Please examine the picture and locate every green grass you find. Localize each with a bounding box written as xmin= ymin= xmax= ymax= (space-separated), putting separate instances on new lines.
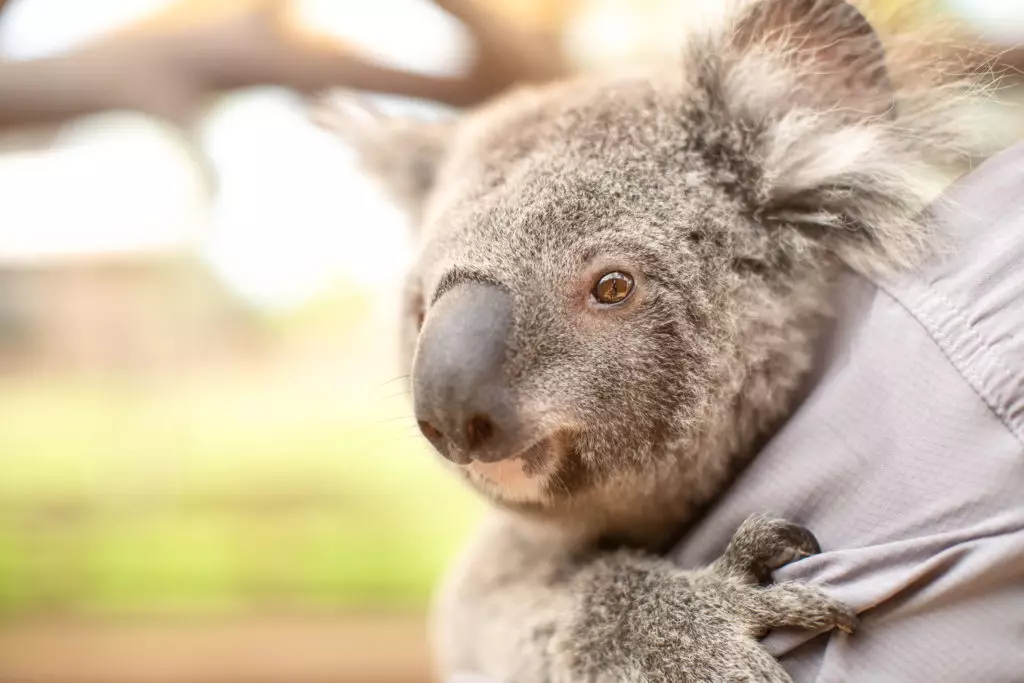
xmin=0 ymin=376 xmax=483 ymax=616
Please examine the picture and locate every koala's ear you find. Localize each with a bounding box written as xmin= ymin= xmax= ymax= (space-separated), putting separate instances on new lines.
xmin=703 ymin=0 xmax=957 ymax=272
xmin=724 ymin=0 xmax=895 ymax=120
xmin=310 ymin=93 xmax=455 ymax=222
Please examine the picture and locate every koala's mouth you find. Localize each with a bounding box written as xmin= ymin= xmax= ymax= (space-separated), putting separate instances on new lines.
xmin=462 ymin=431 xmax=572 ymax=502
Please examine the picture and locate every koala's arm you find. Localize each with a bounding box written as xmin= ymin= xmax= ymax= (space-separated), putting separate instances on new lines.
xmin=431 ymin=514 xmax=857 ymax=683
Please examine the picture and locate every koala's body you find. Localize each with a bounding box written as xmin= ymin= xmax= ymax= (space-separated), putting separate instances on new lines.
xmin=317 ymin=1 xmax=989 ymax=680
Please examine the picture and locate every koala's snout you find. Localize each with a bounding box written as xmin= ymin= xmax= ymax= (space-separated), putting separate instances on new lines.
xmin=413 ymin=282 xmax=521 ymax=465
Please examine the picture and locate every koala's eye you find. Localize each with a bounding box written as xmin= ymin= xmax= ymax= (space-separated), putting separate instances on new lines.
xmin=592 ymin=271 xmax=635 ymax=305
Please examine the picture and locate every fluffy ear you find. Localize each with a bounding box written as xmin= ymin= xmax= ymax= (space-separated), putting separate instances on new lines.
xmin=728 ymin=0 xmax=895 ymax=119
xmin=310 ymin=93 xmax=454 ymax=222
xmin=700 ymin=0 xmax=977 ymax=273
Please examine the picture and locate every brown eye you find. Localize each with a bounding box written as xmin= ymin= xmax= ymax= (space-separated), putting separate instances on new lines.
xmin=592 ymin=271 xmax=635 ymax=305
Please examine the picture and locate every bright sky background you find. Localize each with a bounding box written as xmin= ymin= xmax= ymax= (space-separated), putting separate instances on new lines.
xmin=0 ymin=0 xmax=1019 ymax=310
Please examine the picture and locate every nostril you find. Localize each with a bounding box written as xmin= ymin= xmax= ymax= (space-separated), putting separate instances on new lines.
xmin=418 ymin=420 xmax=444 ymax=444
xmin=465 ymin=414 xmax=495 ymax=450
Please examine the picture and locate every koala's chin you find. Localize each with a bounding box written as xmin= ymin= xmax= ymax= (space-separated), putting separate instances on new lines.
xmin=462 ymin=458 xmax=549 ymax=505
xmin=455 ymin=430 xmax=576 ymax=507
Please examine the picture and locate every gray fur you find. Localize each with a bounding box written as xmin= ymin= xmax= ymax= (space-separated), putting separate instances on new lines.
xmin=315 ymin=0 xmax=990 ymax=680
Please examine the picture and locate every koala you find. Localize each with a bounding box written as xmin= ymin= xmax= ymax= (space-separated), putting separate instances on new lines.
xmin=315 ymin=0 xmax=987 ymax=681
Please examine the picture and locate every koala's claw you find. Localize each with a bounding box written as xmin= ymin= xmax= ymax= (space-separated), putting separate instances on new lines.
xmin=837 ymin=612 xmax=858 ymax=634
xmin=824 ymin=601 xmax=859 ymax=636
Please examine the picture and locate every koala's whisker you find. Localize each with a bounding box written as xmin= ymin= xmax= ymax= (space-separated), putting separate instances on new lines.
xmin=372 ymin=414 xmax=417 ymax=427
xmin=380 ymin=426 xmax=420 ymax=438
xmin=397 ymin=433 xmax=427 ymax=444
xmin=369 ymin=375 xmax=411 ymax=395
xmin=379 ymin=389 xmax=413 ymax=401
xmin=546 ymin=470 xmax=571 ymax=498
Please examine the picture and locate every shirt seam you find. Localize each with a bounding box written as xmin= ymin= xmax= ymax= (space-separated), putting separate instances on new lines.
xmin=873 ymin=278 xmax=1024 ymax=448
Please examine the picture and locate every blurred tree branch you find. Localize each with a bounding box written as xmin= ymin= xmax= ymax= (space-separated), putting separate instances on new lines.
xmin=0 ymin=0 xmax=569 ymax=132
xmin=0 ymin=0 xmax=1016 ymax=136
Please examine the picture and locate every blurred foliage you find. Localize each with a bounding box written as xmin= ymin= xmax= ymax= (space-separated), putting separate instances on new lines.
xmin=0 ymin=373 xmax=483 ymax=616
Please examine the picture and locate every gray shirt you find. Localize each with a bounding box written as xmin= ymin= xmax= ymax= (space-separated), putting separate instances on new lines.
xmin=674 ymin=142 xmax=1024 ymax=682
xmin=454 ymin=142 xmax=1024 ymax=683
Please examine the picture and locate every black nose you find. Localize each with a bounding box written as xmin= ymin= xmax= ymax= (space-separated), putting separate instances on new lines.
xmin=412 ymin=282 xmax=518 ymax=464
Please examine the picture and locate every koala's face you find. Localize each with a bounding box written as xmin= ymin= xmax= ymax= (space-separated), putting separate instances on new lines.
xmin=401 ymin=77 xmax=750 ymax=506
xmin=321 ymin=0 xmax=957 ymax=512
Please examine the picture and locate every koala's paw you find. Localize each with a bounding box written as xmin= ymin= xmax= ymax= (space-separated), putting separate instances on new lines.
xmin=745 ymin=581 xmax=859 ymax=636
xmin=703 ymin=515 xmax=859 ymax=638
xmin=548 ymin=552 xmax=808 ymax=683
xmin=716 ymin=514 xmax=822 ymax=584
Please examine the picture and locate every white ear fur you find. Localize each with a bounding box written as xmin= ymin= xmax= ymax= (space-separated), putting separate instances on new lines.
xmin=707 ymin=0 xmax=985 ymax=272
xmin=727 ymin=0 xmax=895 ymax=119
xmin=308 ymin=90 xmax=455 ymax=222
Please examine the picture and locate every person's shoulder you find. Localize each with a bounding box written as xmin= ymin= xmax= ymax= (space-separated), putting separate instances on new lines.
xmin=879 ymin=142 xmax=1024 ymax=447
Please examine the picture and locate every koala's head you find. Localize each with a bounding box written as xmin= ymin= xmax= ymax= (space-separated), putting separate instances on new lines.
xmin=318 ymin=0 xmax=981 ymax=517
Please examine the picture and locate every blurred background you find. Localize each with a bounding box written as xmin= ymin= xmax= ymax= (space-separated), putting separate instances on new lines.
xmin=0 ymin=1 xmax=1020 ymax=682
